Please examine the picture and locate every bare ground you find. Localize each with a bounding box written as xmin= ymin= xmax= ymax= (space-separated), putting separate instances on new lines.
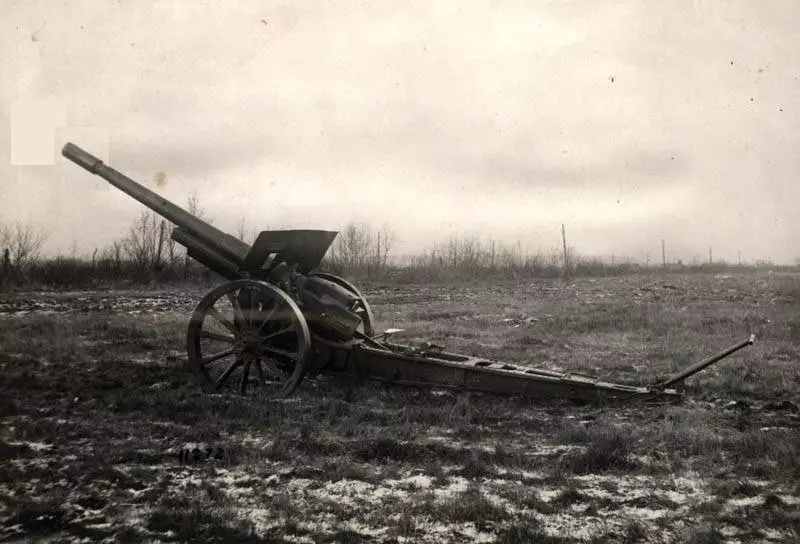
xmin=1 ymin=272 xmax=799 ymax=543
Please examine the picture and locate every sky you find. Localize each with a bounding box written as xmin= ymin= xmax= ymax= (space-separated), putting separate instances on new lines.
xmin=1 ymin=0 xmax=799 ymax=264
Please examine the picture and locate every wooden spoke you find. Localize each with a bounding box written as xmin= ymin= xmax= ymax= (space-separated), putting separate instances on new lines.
xmin=239 ymin=359 xmax=251 ymax=394
xmin=187 ymin=279 xmax=310 ymax=398
xmin=253 ymin=358 xmax=268 ymax=387
xmin=206 ymin=306 xmax=237 ymax=335
xmin=229 ymin=292 xmax=247 ymax=326
xmin=259 ymin=345 xmax=301 ymax=360
xmin=199 ymin=330 xmax=237 ymax=344
xmin=254 ymin=300 xmax=285 ymax=335
xmin=261 ymin=326 xmax=295 ymax=342
xmin=214 ymin=358 xmax=242 ymax=389
xmin=246 ymin=288 xmax=257 ymax=326
xmin=202 ymin=347 xmax=238 ymax=367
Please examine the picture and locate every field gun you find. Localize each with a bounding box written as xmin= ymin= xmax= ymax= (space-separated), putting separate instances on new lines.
xmin=62 ymin=142 xmax=755 ymax=403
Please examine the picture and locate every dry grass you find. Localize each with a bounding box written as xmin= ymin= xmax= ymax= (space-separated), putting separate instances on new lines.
xmin=1 ymin=272 xmax=799 ymax=542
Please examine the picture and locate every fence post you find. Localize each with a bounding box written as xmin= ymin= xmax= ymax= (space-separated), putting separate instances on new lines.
xmin=561 ymin=224 xmax=569 ymax=277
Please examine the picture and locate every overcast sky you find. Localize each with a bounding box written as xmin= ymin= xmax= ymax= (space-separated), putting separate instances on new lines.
xmin=1 ymin=0 xmax=799 ymax=264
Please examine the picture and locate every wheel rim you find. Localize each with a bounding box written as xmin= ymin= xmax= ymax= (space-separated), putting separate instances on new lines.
xmin=187 ymin=280 xmax=310 ymax=397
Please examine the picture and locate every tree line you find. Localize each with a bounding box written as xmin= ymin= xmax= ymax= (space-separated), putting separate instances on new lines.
xmin=0 ymin=202 xmax=791 ymax=289
xmin=0 ymin=192 xmax=401 ymax=288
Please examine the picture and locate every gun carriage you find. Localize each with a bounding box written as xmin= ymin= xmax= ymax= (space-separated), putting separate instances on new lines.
xmin=62 ymin=143 xmax=755 ymax=403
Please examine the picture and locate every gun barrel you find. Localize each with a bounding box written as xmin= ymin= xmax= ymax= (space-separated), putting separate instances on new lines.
xmin=171 ymin=228 xmax=244 ymax=281
xmin=62 ymin=142 xmax=249 ymax=267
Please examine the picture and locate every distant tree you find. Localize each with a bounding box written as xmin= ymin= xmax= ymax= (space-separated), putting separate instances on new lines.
xmin=379 ymin=223 xmax=397 ymax=269
xmin=237 ymin=217 xmax=248 ymax=242
xmin=186 ymin=189 xmax=212 ymax=223
xmin=98 ymin=240 xmax=124 ymax=274
xmin=236 ymin=216 xmax=259 ymax=244
xmin=154 ymin=219 xmax=166 ymax=270
xmin=445 ymin=235 xmax=482 ymax=271
xmin=111 ymin=239 xmax=124 ymax=269
xmin=564 ymin=245 xmax=576 ymax=272
xmin=123 ymin=211 xmax=160 ymax=271
xmin=165 ymin=234 xmax=180 ymax=266
xmin=182 ymin=190 xmax=211 ymax=276
xmin=331 ymin=222 xmax=374 ymax=271
xmin=0 ymin=221 xmax=49 ymax=275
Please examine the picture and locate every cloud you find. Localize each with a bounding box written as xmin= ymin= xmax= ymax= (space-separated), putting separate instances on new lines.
xmin=621 ymin=150 xmax=685 ymax=179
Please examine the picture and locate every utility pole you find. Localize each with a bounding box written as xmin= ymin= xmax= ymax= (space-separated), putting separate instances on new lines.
xmin=562 ymin=224 xmax=569 ymax=277
xmin=661 ymin=239 xmax=666 ymax=268
xmin=738 ymin=250 xmax=742 ymax=266
xmin=708 ymin=246 xmax=712 ymax=265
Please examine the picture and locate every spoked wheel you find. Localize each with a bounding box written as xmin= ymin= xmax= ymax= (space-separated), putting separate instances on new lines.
xmin=308 ymin=272 xmax=375 ymax=337
xmin=187 ymin=279 xmax=311 ymax=397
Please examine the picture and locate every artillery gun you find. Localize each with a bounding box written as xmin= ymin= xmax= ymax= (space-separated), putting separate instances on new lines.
xmin=62 ymin=143 xmax=755 ymax=403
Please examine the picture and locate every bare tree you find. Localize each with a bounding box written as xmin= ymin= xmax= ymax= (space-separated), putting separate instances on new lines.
xmin=447 ymin=236 xmax=459 ymax=268
xmin=154 ymin=219 xmax=166 ymax=270
xmin=332 ymin=222 xmax=374 ymax=272
xmin=236 ymin=216 xmax=259 ymax=244
xmin=457 ymin=236 xmax=480 ymax=270
xmin=1 ymin=247 xmax=9 ymax=281
xmin=186 ymin=188 xmax=212 ymax=223
xmin=379 ymin=223 xmax=397 ymax=269
xmin=237 ymin=216 xmax=248 ymax=242
xmin=444 ymin=235 xmax=483 ymax=271
xmin=0 ymin=221 xmax=48 ymax=274
xmin=123 ymin=211 xmax=160 ymax=271
xmin=182 ymin=190 xmax=211 ymax=275
xmin=111 ymin=239 xmax=124 ymax=270
xmin=165 ymin=235 xmax=180 ymax=266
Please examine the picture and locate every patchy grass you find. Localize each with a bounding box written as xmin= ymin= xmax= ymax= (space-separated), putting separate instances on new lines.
xmin=433 ymin=483 xmax=511 ymax=525
xmin=145 ymin=506 xmax=265 ymax=543
xmin=684 ymin=525 xmax=727 ymax=544
xmin=556 ymin=423 xmax=638 ymax=474
xmin=1 ymin=273 xmax=799 ymax=542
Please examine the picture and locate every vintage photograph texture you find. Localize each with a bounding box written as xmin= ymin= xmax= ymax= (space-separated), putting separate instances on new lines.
xmin=1 ymin=1 xmax=799 ymax=542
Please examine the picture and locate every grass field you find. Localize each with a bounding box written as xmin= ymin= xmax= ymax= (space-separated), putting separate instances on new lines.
xmin=1 ymin=271 xmax=798 ymax=543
